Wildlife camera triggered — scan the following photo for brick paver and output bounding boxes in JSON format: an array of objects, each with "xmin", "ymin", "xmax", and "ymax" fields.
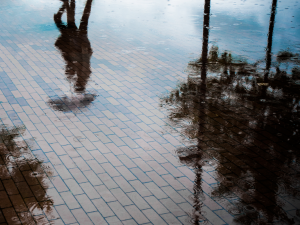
[{"xmin": 0, "ymin": 0, "xmax": 300, "ymax": 224}]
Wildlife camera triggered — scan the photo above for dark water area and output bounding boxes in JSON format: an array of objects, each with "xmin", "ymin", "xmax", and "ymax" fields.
[{"xmin": 0, "ymin": 0, "xmax": 299, "ymax": 224}]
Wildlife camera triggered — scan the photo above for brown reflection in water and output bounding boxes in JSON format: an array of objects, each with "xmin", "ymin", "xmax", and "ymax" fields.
[
  {"xmin": 262, "ymin": 0, "xmax": 277, "ymax": 99},
  {"xmin": 49, "ymin": 0, "xmax": 95, "ymax": 112},
  {"xmin": 0, "ymin": 125, "xmax": 54, "ymax": 224},
  {"xmin": 161, "ymin": 0, "xmax": 300, "ymax": 224},
  {"xmin": 173, "ymin": 0, "xmax": 211, "ymax": 224}
]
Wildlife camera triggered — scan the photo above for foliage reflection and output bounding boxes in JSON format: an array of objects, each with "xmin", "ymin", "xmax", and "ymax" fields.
[
  {"xmin": 0, "ymin": 125, "xmax": 53, "ymax": 224},
  {"xmin": 161, "ymin": 0, "xmax": 300, "ymax": 224}
]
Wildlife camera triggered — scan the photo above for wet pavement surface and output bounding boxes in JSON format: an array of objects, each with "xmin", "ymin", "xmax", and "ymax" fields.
[{"xmin": 0, "ymin": 0, "xmax": 300, "ymax": 224}]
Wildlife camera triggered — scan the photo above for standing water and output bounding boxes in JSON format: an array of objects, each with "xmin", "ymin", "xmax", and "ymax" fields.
[{"xmin": 0, "ymin": 0, "xmax": 299, "ymax": 224}]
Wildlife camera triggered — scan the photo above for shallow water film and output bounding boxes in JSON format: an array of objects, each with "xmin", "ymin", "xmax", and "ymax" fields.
[{"xmin": 0, "ymin": 0, "xmax": 300, "ymax": 224}]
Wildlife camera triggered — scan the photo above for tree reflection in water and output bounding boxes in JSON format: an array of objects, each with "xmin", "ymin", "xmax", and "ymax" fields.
[
  {"xmin": 160, "ymin": 0, "xmax": 300, "ymax": 224},
  {"xmin": 48, "ymin": 0, "xmax": 96, "ymax": 112},
  {"xmin": 0, "ymin": 125, "xmax": 54, "ymax": 224},
  {"xmin": 162, "ymin": 48, "xmax": 300, "ymax": 225}
]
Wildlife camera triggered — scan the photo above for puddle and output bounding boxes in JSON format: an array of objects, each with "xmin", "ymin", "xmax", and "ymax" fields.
[{"xmin": 1, "ymin": 0, "xmax": 300, "ymax": 224}]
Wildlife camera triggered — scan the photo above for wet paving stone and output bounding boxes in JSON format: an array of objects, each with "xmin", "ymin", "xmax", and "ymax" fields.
[{"xmin": 0, "ymin": 0, "xmax": 300, "ymax": 224}]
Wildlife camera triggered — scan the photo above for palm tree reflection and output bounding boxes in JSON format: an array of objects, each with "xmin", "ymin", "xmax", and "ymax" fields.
[
  {"xmin": 163, "ymin": 49, "xmax": 300, "ymax": 225},
  {"xmin": 171, "ymin": 0, "xmax": 211, "ymax": 224},
  {"xmin": 0, "ymin": 125, "xmax": 53, "ymax": 224},
  {"xmin": 161, "ymin": 0, "xmax": 300, "ymax": 223},
  {"xmin": 261, "ymin": 0, "xmax": 278, "ymax": 99},
  {"xmin": 48, "ymin": 0, "xmax": 96, "ymax": 112}
]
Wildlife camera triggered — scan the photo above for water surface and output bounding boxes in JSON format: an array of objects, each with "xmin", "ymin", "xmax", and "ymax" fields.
[{"xmin": 0, "ymin": 0, "xmax": 299, "ymax": 224}]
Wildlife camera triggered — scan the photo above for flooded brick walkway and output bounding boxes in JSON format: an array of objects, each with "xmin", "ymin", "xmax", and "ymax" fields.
[{"xmin": 0, "ymin": 0, "xmax": 299, "ymax": 224}]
